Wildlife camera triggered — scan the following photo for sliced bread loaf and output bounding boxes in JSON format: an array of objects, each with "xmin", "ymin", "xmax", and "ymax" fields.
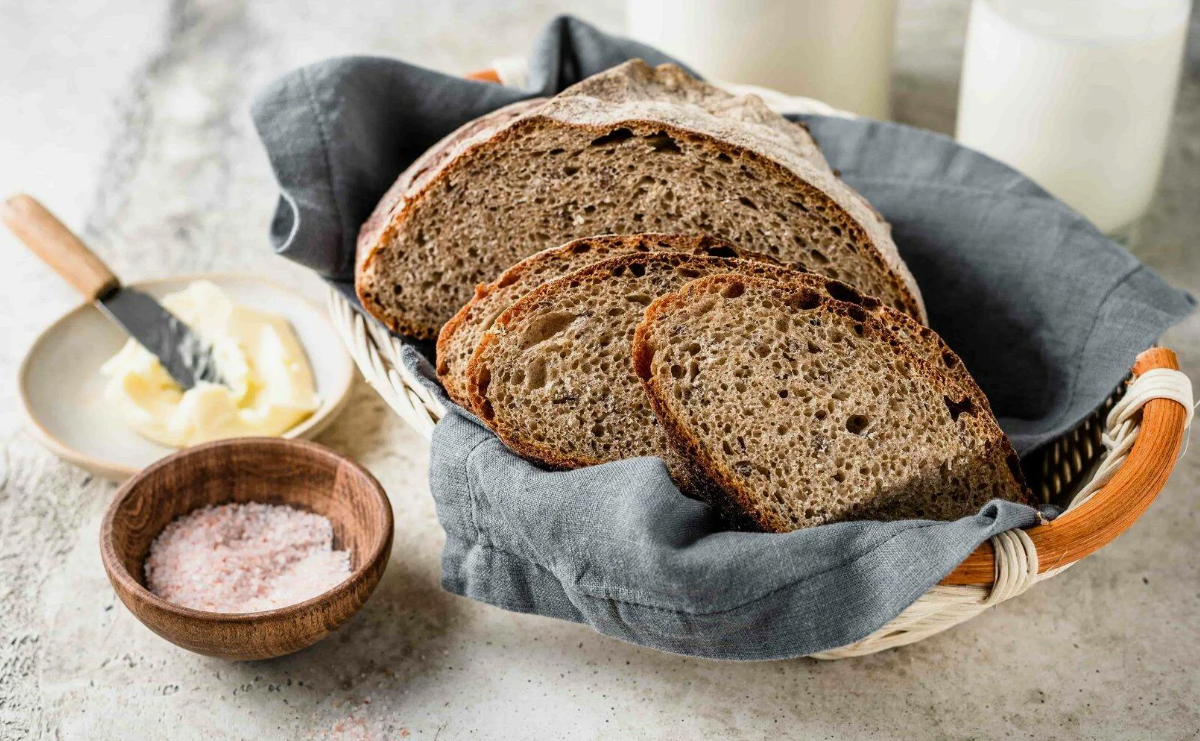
[
  {"xmin": 356, "ymin": 60, "xmax": 925, "ymax": 340},
  {"xmin": 632, "ymin": 275, "xmax": 1029, "ymax": 530},
  {"xmin": 437, "ymin": 232, "xmax": 770, "ymax": 409},
  {"xmin": 466, "ymin": 252, "xmax": 807, "ymax": 476}
]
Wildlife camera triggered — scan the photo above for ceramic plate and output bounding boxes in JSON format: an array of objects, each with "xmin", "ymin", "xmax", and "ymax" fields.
[{"xmin": 18, "ymin": 274, "xmax": 355, "ymax": 481}]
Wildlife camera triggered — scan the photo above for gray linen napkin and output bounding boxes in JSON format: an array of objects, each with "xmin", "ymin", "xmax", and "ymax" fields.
[{"xmin": 252, "ymin": 16, "xmax": 1193, "ymax": 659}]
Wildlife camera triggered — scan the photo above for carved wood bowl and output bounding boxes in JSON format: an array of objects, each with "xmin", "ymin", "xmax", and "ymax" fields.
[{"xmin": 99, "ymin": 437, "xmax": 393, "ymax": 660}]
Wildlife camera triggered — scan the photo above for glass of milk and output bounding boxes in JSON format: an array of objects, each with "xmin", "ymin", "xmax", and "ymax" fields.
[
  {"xmin": 626, "ymin": 0, "xmax": 897, "ymax": 119},
  {"xmin": 955, "ymin": 0, "xmax": 1191, "ymax": 237}
]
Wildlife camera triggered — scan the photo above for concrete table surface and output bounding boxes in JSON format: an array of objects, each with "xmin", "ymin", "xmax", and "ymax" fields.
[{"xmin": 2, "ymin": 1, "xmax": 1198, "ymax": 739}]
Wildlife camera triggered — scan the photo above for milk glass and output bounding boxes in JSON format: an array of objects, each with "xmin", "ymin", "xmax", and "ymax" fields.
[
  {"xmin": 956, "ymin": 0, "xmax": 1191, "ymax": 236},
  {"xmin": 626, "ymin": 0, "xmax": 897, "ymax": 119}
]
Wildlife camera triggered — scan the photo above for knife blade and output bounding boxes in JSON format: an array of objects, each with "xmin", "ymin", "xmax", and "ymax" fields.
[
  {"xmin": 97, "ymin": 286, "xmax": 223, "ymax": 390},
  {"xmin": 3, "ymin": 194, "xmax": 224, "ymax": 390}
]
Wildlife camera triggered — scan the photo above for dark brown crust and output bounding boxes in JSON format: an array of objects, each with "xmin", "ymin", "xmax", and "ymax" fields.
[
  {"xmin": 464, "ymin": 254, "xmax": 811, "ymax": 472},
  {"xmin": 356, "ymin": 103, "xmax": 925, "ymax": 339},
  {"xmin": 435, "ymin": 232, "xmax": 774, "ymax": 409},
  {"xmin": 632, "ymin": 275, "xmax": 1031, "ymax": 531}
]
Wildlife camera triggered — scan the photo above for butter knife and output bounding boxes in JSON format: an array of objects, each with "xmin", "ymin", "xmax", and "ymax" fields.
[{"xmin": 2, "ymin": 195, "xmax": 222, "ymax": 390}]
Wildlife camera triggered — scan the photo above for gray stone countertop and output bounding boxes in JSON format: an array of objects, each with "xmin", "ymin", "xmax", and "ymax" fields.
[{"xmin": 2, "ymin": 1, "xmax": 1198, "ymax": 738}]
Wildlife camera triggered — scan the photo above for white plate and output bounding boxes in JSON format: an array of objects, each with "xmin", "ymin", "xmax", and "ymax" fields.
[{"xmin": 18, "ymin": 274, "xmax": 355, "ymax": 481}]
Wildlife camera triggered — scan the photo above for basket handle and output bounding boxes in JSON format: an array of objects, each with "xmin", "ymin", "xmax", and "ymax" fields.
[
  {"xmin": 457, "ymin": 70, "xmax": 1188, "ymax": 585},
  {"xmin": 465, "ymin": 69, "xmax": 503, "ymax": 84},
  {"xmin": 943, "ymin": 348, "xmax": 1187, "ymax": 585}
]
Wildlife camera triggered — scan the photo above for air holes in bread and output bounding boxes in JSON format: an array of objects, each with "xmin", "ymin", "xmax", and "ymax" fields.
[
  {"xmin": 703, "ymin": 244, "xmax": 738, "ymax": 258},
  {"xmin": 845, "ymin": 414, "xmax": 870, "ymax": 435},
  {"xmin": 943, "ymin": 395, "xmax": 976, "ymax": 421},
  {"xmin": 791, "ymin": 291, "xmax": 821, "ymax": 311},
  {"xmin": 520, "ymin": 312, "xmax": 575, "ymax": 348},
  {"xmin": 720, "ymin": 280, "xmax": 745, "ymax": 299},
  {"xmin": 825, "ymin": 281, "xmax": 862, "ymax": 305},
  {"xmin": 590, "ymin": 127, "xmax": 634, "ymax": 146},
  {"xmin": 645, "ymin": 131, "xmax": 682, "ymax": 154},
  {"xmin": 526, "ymin": 356, "xmax": 548, "ymax": 389}
]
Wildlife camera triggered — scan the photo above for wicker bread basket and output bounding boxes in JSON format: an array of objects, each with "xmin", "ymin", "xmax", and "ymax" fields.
[{"xmin": 329, "ymin": 67, "xmax": 1194, "ymax": 659}]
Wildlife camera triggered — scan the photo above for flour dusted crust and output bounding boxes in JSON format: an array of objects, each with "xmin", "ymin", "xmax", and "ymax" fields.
[
  {"xmin": 556, "ymin": 61, "xmax": 832, "ymax": 171},
  {"xmin": 356, "ymin": 60, "xmax": 926, "ymax": 340}
]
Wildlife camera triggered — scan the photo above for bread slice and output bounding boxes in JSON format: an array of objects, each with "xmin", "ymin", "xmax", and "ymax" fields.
[
  {"xmin": 466, "ymin": 252, "xmax": 808, "ymax": 477},
  {"xmin": 437, "ymin": 232, "xmax": 772, "ymax": 409},
  {"xmin": 633, "ymin": 275, "xmax": 1029, "ymax": 530},
  {"xmin": 356, "ymin": 60, "xmax": 925, "ymax": 340}
]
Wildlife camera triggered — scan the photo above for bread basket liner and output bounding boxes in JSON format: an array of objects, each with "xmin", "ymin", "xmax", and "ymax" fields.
[{"xmin": 253, "ymin": 16, "xmax": 1196, "ymax": 659}]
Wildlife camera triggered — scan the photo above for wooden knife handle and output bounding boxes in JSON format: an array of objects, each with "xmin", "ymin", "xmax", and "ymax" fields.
[{"xmin": 2, "ymin": 194, "xmax": 120, "ymax": 301}]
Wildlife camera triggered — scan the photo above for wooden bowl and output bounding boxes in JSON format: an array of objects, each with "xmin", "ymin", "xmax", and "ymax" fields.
[{"xmin": 99, "ymin": 437, "xmax": 393, "ymax": 660}]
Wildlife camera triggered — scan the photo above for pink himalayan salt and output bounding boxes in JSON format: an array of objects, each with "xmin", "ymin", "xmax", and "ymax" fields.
[{"xmin": 145, "ymin": 502, "xmax": 351, "ymax": 613}]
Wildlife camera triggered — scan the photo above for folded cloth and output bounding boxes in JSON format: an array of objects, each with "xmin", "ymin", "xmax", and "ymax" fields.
[{"xmin": 252, "ymin": 15, "xmax": 1194, "ymax": 659}]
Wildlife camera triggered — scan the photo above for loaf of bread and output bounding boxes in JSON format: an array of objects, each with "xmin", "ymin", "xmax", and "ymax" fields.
[
  {"xmin": 357, "ymin": 60, "xmax": 925, "ymax": 340},
  {"xmin": 466, "ymin": 252, "xmax": 807, "ymax": 476},
  {"xmin": 632, "ymin": 275, "xmax": 1029, "ymax": 530},
  {"xmin": 437, "ymin": 232, "xmax": 774, "ymax": 409}
]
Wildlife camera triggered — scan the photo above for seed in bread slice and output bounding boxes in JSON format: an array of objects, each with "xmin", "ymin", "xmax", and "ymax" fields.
[
  {"xmin": 632, "ymin": 275, "xmax": 1029, "ymax": 530},
  {"xmin": 356, "ymin": 59, "xmax": 925, "ymax": 340},
  {"xmin": 466, "ymin": 252, "xmax": 807, "ymax": 478},
  {"xmin": 437, "ymin": 232, "xmax": 774, "ymax": 409}
]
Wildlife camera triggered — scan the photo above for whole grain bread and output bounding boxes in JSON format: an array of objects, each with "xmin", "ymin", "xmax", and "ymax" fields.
[
  {"xmin": 632, "ymin": 275, "xmax": 1029, "ymax": 530},
  {"xmin": 356, "ymin": 60, "xmax": 925, "ymax": 340},
  {"xmin": 466, "ymin": 252, "xmax": 809, "ymax": 478},
  {"xmin": 437, "ymin": 232, "xmax": 773, "ymax": 409}
]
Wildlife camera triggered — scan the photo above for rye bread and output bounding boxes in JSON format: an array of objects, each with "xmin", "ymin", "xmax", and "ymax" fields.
[
  {"xmin": 466, "ymin": 252, "xmax": 808, "ymax": 478},
  {"xmin": 632, "ymin": 275, "xmax": 1029, "ymax": 531},
  {"xmin": 436, "ymin": 232, "xmax": 772, "ymax": 409},
  {"xmin": 356, "ymin": 60, "xmax": 925, "ymax": 340}
]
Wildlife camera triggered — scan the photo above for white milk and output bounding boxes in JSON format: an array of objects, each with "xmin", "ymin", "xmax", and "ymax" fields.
[
  {"xmin": 955, "ymin": 0, "xmax": 1190, "ymax": 234},
  {"xmin": 626, "ymin": 0, "xmax": 897, "ymax": 119}
]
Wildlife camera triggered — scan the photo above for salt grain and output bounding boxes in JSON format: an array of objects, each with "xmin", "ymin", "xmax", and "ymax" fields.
[{"xmin": 145, "ymin": 502, "xmax": 352, "ymax": 613}]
